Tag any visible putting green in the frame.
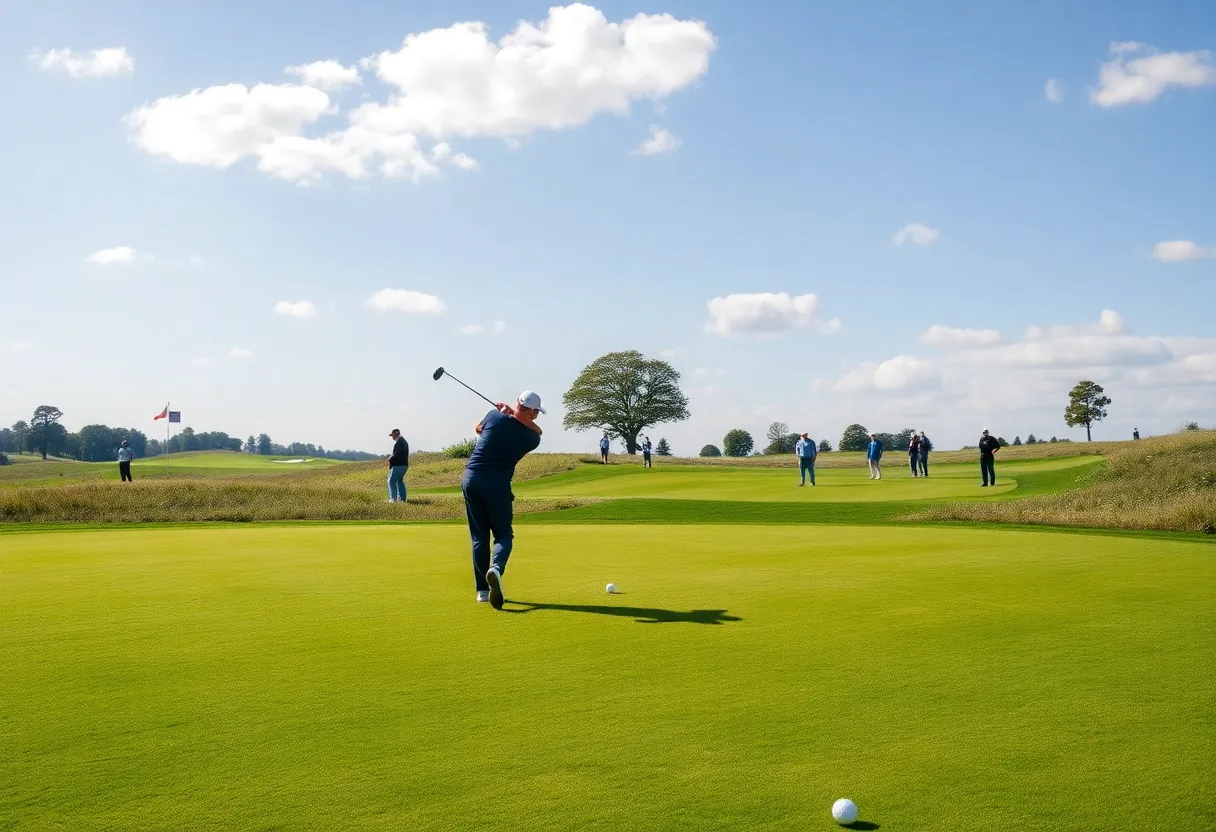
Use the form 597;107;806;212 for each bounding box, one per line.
2;524;1211;830
513;457;1099;503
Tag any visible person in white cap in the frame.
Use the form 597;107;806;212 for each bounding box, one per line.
462;391;545;609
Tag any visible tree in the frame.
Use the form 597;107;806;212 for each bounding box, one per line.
763;422;798;455
563;350;690;454
12;420;29;454
1050;436;1058;443
1064;380;1111;442
655;438;672;456
28;405;65;459
257;434;273;455
1181;420;1201;432
245;435;257;453
877;429;915;453
1012;436;1022;446
1026;434;1038;445
840;424;870;452
722;429;754;457
998;436;1009;447
818;438;833;453
699;444;722;457
0;428;14;453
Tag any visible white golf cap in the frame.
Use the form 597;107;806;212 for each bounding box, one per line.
518;390;545;414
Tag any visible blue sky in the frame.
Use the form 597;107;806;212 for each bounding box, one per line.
2;0;1213;454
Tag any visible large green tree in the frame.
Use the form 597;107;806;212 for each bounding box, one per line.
722;429;754;457
563;351;690;454
654;438;672;456
764;421;798;455
28;405;65;459
840;423;870;452
1064;380;1111;441
699;444;721;457
11;421;29;454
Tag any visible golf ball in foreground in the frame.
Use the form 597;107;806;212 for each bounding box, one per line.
832;798;858;825
605;583;617;594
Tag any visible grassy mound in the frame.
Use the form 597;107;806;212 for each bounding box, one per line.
911;431;1216;532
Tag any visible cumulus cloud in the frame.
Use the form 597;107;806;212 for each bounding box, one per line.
1152;240;1213;262
919;325;1003;348
659;346;684;358
124;5;716;185
892;222;939;246
367;288;445;314
705;292;841;338
633;125;680;156
274;300;319;319
32;47;134;77
1091;42;1216;107
1044;78;1065;103
831;355;939;392
458;320;506;335
85;246;140;265
229;347;253;358
285;59;361;91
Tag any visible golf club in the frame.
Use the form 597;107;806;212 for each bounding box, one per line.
432;367;497;409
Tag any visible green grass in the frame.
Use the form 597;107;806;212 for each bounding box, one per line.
0;451;347;488
1;524;1212;830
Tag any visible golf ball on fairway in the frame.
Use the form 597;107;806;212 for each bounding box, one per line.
832;798;858;825
605;583;617;594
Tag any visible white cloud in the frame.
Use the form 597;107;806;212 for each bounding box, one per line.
32;47;134;78
633;125;680;156
831;355;939;392
367;288;445;314
1091;42;1216;107
659;346;683;358
1025;309;1126;340
274;300;319;319
919;325;1003;348
85;246;140;266
1045;78;1065;103
1152;240;1214;262
229;347;254;358
457;320;506;335
285;59;361;92
125;5;715;185
705;292;839;338
892;222;939;246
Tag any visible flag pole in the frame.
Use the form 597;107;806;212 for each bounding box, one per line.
165;401;170;476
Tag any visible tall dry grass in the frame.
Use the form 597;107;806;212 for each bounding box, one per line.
910;431;1216;533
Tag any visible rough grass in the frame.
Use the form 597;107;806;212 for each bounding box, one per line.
0;480;594;524
911;431;1216;533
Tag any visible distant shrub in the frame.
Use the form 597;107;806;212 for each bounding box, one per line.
699;444;722;458
443;438;478;458
0;452;9;466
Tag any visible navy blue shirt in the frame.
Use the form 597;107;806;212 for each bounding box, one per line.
465;409;542;481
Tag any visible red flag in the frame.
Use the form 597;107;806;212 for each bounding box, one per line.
153;404;169;420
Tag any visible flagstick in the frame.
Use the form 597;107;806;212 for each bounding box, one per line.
165;401;170;476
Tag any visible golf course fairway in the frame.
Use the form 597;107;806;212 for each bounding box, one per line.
2;524;1212;830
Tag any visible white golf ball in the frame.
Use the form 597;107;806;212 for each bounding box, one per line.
605;583;617;594
832;798;858;825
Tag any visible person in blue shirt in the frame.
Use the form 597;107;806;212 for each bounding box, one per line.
640;435;653;468
794;432;817;486
463;390;545;609
599;434;610;464
867;432;884;480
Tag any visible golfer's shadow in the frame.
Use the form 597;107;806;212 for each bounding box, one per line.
503;600;741;625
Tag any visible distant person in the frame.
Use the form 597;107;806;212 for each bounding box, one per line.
917;431;932;477
117;439;135;482
464;391;545;609
907;432;921;476
867;432;884;480
387;428;409;502
640;435;653;468
1133;428;1140;440
978;429;1000;487
599;434;610;464
794;432;817;486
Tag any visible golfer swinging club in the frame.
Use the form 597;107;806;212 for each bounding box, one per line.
463;390;545;609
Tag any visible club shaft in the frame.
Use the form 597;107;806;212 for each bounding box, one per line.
443;372;497;408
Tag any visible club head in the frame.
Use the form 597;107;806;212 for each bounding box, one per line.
432;367;445;381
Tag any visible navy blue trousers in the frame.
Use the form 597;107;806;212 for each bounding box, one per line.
461;472;514;592
981;456;996;485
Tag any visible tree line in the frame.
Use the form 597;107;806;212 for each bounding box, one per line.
0;406;378;462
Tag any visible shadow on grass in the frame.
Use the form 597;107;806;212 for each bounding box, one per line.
503;600;741;625
846;823;880;830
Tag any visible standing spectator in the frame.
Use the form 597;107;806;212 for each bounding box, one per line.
599;434;611;464
908;431;921;476
978;429;1000;487
794;432;817;486
640;435;653;468
917;431;932;477
867;432;884;480
1133;428;1140;440
117;439;135;482
387;428;409;502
